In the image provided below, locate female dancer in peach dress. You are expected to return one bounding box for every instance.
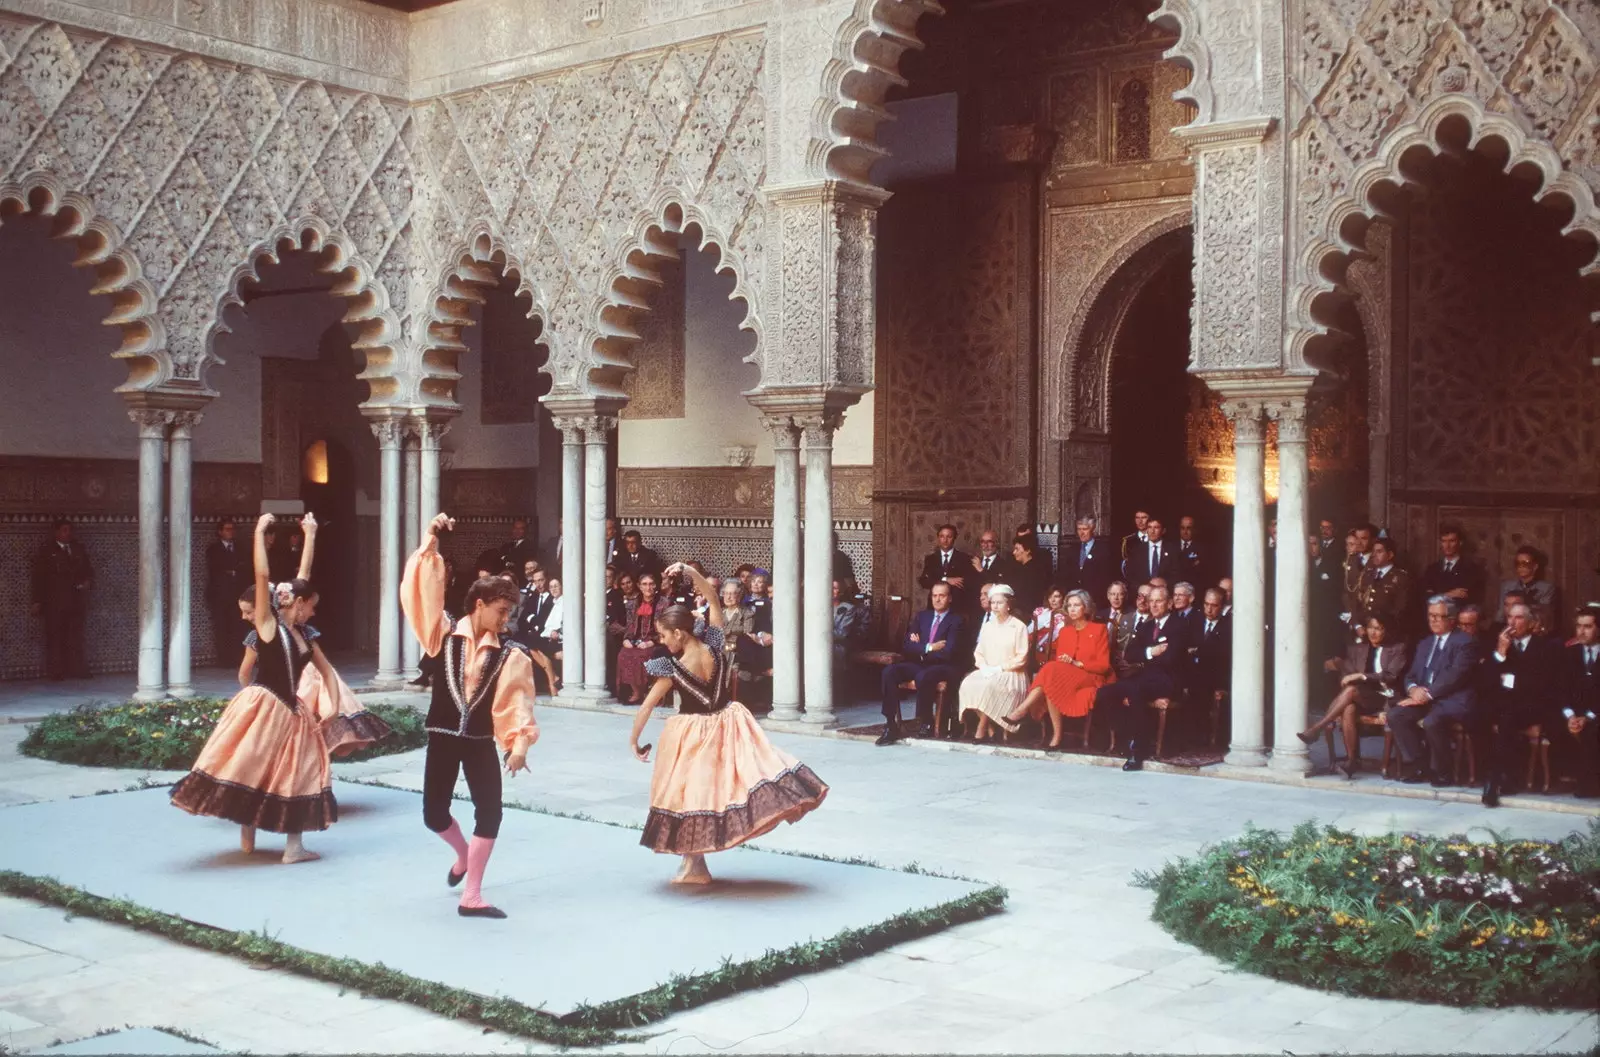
[998,589,1114,749]
[171,514,338,863]
[402,513,539,919]
[238,514,391,758]
[630,563,827,885]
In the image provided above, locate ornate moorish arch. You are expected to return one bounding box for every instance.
[416,223,549,412]
[0,173,164,392]
[1292,95,1600,366]
[204,219,405,408]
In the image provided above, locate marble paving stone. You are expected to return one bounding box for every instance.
[0,784,989,1016]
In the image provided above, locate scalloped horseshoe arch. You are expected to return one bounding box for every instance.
[418,225,549,412]
[1292,95,1600,365]
[582,197,762,399]
[0,173,165,393]
[808,0,945,185]
[204,219,403,408]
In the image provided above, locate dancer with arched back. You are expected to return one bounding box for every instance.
[630,563,828,884]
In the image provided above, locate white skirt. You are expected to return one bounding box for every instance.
[957,669,1028,721]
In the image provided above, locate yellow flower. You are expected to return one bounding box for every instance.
[151,732,164,739]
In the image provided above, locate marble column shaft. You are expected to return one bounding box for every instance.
[766,417,802,721]
[132,410,170,701]
[1270,397,1312,773]
[166,412,201,699]
[1224,400,1268,766]
[401,427,422,672]
[418,420,447,547]
[372,419,404,688]
[799,414,839,726]
[582,417,613,697]
[559,421,586,698]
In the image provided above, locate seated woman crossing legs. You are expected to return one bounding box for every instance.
[1298,616,1407,778]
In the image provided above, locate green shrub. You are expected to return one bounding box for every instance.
[19,699,425,770]
[1134,820,1600,1010]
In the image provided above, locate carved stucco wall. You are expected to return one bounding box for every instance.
[1290,0,1600,360]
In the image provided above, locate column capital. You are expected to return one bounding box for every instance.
[577,413,617,438]
[416,418,451,447]
[168,410,204,436]
[760,414,800,450]
[369,417,404,448]
[1219,397,1267,443]
[551,417,587,445]
[1266,396,1309,442]
[129,409,175,437]
[796,410,843,445]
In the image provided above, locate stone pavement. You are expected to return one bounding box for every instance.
[0,708,1596,1055]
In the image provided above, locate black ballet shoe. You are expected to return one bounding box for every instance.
[447,866,466,888]
[458,904,507,919]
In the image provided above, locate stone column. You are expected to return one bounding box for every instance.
[131,409,170,701]
[582,415,614,698]
[799,412,840,726]
[166,411,201,699]
[1222,398,1268,766]
[557,419,586,700]
[1269,392,1313,772]
[764,415,803,721]
[401,424,422,673]
[371,417,405,689]
[418,419,448,545]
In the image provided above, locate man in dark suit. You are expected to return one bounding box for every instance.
[1094,584,1191,770]
[31,519,94,680]
[1123,517,1182,587]
[1308,534,1345,664]
[1064,518,1115,604]
[1175,515,1205,585]
[604,518,623,568]
[1316,518,1338,561]
[1119,510,1150,575]
[205,519,251,666]
[501,518,540,584]
[1559,604,1600,798]
[917,524,974,610]
[1340,523,1376,628]
[1417,523,1485,618]
[1481,601,1566,806]
[968,529,1008,599]
[878,582,966,745]
[1189,587,1232,703]
[1096,580,1130,629]
[1353,537,1413,636]
[1388,596,1481,785]
[616,530,661,580]
[514,566,556,653]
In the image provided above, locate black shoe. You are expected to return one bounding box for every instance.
[875,725,901,747]
[447,866,466,888]
[458,904,506,919]
[911,723,933,739]
[1122,756,1143,772]
[1482,785,1501,808]
[1401,769,1427,784]
[1337,762,1358,780]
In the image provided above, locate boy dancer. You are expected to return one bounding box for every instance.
[402,513,539,918]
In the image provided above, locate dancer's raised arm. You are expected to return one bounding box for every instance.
[296,512,318,582]
[252,514,277,643]
[667,562,721,628]
[402,513,454,657]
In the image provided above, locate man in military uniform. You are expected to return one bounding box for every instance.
[1354,537,1412,636]
[31,519,94,680]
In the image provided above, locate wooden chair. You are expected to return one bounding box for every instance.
[1324,713,1396,776]
[1449,721,1476,786]
[1103,693,1179,759]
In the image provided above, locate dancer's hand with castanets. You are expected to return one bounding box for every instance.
[256,512,275,535]
[300,511,318,537]
[428,513,456,537]
[632,740,651,763]
[505,748,529,775]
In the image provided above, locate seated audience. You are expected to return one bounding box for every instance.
[999,589,1112,749]
[1418,523,1485,611]
[1029,586,1068,666]
[1097,580,1129,628]
[1560,603,1600,799]
[832,579,864,667]
[615,571,661,704]
[1481,601,1565,807]
[957,583,1029,741]
[1497,545,1558,627]
[1094,584,1191,770]
[1297,615,1407,778]
[1189,587,1232,730]
[719,580,752,673]
[1387,596,1480,785]
[1000,536,1048,614]
[616,529,661,580]
[878,582,966,745]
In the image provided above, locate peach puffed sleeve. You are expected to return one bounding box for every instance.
[490,649,539,754]
[401,535,451,658]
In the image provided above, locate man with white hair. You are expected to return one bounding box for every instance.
[1065,517,1114,603]
[1481,600,1563,806]
[1389,595,1480,786]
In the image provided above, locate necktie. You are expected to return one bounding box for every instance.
[1587,646,1597,670]
[1079,546,1087,570]
[1427,636,1445,676]
[983,556,992,570]
[1206,620,1215,636]
[1444,560,1454,573]
[1150,543,1158,570]
[930,613,943,642]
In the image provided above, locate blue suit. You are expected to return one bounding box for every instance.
[1388,629,1480,776]
[881,609,967,728]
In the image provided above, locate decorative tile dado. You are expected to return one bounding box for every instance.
[0,456,260,516]
[618,465,872,519]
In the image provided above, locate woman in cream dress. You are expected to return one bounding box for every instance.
[957,583,1030,741]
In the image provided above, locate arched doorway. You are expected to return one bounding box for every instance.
[299,436,357,648]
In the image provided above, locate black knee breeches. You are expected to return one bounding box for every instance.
[422,732,503,838]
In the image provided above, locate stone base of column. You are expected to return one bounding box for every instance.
[767,701,803,723]
[132,685,166,703]
[368,673,408,691]
[1224,746,1269,767]
[1268,747,1311,774]
[552,689,620,711]
[798,709,837,729]
[167,682,196,700]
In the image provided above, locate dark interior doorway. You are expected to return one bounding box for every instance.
[299,437,357,648]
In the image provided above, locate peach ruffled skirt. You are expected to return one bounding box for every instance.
[301,664,393,757]
[170,685,337,833]
[641,701,828,854]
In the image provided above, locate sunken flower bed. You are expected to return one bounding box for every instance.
[1135,821,1600,1009]
[20,698,426,770]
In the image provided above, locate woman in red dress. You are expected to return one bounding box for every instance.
[997,589,1114,749]
[616,572,662,703]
